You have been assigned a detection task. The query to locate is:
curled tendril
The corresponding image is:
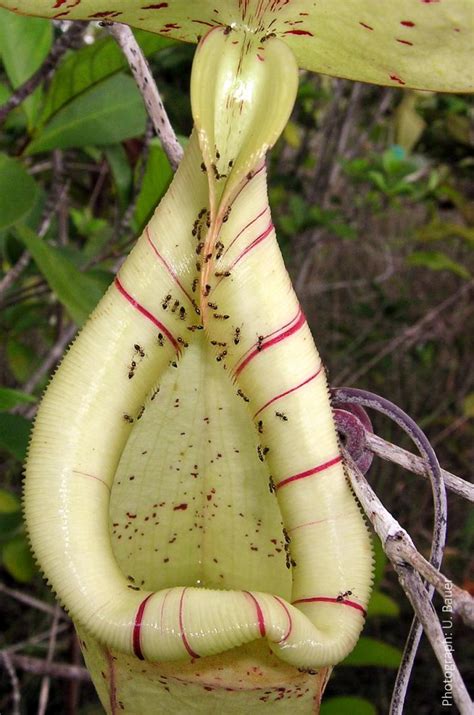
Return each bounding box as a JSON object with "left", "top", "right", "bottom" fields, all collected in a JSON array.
[
  {"left": 331, "top": 386, "right": 447, "bottom": 715},
  {"left": 332, "top": 404, "right": 373, "bottom": 475}
]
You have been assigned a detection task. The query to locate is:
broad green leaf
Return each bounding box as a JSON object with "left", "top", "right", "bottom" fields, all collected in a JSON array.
[
  {"left": 0, "top": 154, "right": 39, "bottom": 230},
  {"left": 39, "top": 30, "right": 175, "bottom": 125},
  {"left": 416, "top": 220, "right": 474, "bottom": 247},
  {"left": 132, "top": 138, "right": 173, "bottom": 232},
  {"left": 342, "top": 636, "right": 402, "bottom": 668},
  {"left": 0, "top": 413, "right": 31, "bottom": 461},
  {"left": 395, "top": 93, "right": 426, "bottom": 153},
  {"left": 407, "top": 250, "right": 471, "bottom": 280},
  {"left": 0, "top": 82, "right": 11, "bottom": 103},
  {"left": 0, "top": 488, "right": 22, "bottom": 537},
  {"left": 0, "top": 1, "right": 472, "bottom": 92},
  {"left": 104, "top": 144, "right": 133, "bottom": 210},
  {"left": 462, "top": 394, "right": 474, "bottom": 419},
  {"left": 372, "top": 535, "right": 387, "bottom": 589},
  {"left": 0, "top": 8, "right": 52, "bottom": 126},
  {"left": 2, "top": 535, "right": 36, "bottom": 583},
  {"left": 26, "top": 74, "right": 147, "bottom": 155},
  {"left": 367, "top": 590, "right": 400, "bottom": 618},
  {"left": 15, "top": 223, "right": 110, "bottom": 325},
  {"left": 321, "top": 697, "right": 377, "bottom": 715},
  {"left": 6, "top": 338, "right": 37, "bottom": 383},
  {"left": 0, "top": 489, "right": 20, "bottom": 513},
  {"left": 0, "top": 386, "right": 36, "bottom": 410}
]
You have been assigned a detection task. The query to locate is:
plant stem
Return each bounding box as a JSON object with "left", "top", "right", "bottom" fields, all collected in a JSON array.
[{"left": 106, "top": 22, "right": 183, "bottom": 171}]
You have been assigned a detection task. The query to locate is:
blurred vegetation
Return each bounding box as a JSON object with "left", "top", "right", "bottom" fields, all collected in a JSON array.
[{"left": 0, "top": 17, "right": 473, "bottom": 715}]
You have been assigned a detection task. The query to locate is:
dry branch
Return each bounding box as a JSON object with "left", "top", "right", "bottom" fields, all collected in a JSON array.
[
  {"left": 4, "top": 654, "right": 90, "bottom": 682},
  {"left": 0, "top": 22, "right": 86, "bottom": 124},
  {"left": 343, "top": 452, "right": 473, "bottom": 714},
  {"left": 106, "top": 22, "right": 183, "bottom": 171}
]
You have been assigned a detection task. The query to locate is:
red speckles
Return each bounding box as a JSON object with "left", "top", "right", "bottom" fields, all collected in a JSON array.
[
  {"left": 193, "top": 19, "right": 217, "bottom": 28},
  {"left": 359, "top": 21, "right": 373, "bottom": 31},
  {"left": 389, "top": 73, "right": 406, "bottom": 85},
  {"left": 52, "top": 0, "right": 66, "bottom": 6},
  {"left": 173, "top": 503, "right": 188, "bottom": 511},
  {"left": 141, "top": 2, "right": 168, "bottom": 7},
  {"left": 400, "top": 20, "right": 415, "bottom": 27},
  {"left": 396, "top": 38, "right": 414, "bottom": 46},
  {"left": 89, "top": 10, "right": 122, "bottom": 18},
  {"left": 421, "top": 0, "right": 440, "bottom": 3},
  {"left": 283, "top": 29, "right": 313, "bottom": 37}
]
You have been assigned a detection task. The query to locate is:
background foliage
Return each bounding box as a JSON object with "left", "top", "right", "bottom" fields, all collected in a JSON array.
[{"left": 0, "top": 17, "right": 472, "bottom": 714}]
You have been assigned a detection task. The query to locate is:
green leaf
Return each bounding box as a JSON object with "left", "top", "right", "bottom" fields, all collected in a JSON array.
[
  {"left": 367, "top": 590, "right": 400, "bottom": 618},
  {"left": 462, "top": 393, "right": 474, "bottom": 419},
  {"left": 104, "top": 144, "right": 133, "bottom": 210},
  {"left": 39, "top": 30, "right": 175, "bottom": 125},
  {"left": 342, "top": 636, "right": 402, "bottom": 668},
  {"left": 0, "top": 8, "right": 52, "bottom": 127},
  {"left": 6, "top": 339, "right": 37, "bottom": 383},
  {"left": 0, "top": 387, "right": 36, "bottom": 411},
  {"left": 132, "top": 138, "right": 173, "bottom": 232},
  {"left": 15, "top": 223, "right": 110, "bottom": 325},
  {"left": 0, "top": 154, "right": 39, "bottom": 230},
  {"left": 1, "top": 1, "right": 473, "bottom": 91},
  {"left": 0, "top": 488, "right": 22, "bottom": 537},
  {"left": 372, "top": 536, "right": 387, "bottom": 589},
  {"left": 321, "top": 696, "right": 377, "bottom": 715},
  {"left": 2, "top": 535, "right": 36, "bottom": 583},
  {"left": 407, "top": 251, "right": 471, "bottom": 280},
  {"left": 395, "top": 92, "right": 426, "bottom": 154},
  {"left": 0, "top": 413, "right": 31, "bottom": 461},
  {"left": 26, "top": 73, "right": 147, "bottom": 155}
]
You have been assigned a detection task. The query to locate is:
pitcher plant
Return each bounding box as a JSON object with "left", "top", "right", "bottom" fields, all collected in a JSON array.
[{"left": 1, "top": 1, "right": 472, "bottom": 713}]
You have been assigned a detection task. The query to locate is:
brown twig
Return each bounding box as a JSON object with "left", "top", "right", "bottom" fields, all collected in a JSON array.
[
  {"left": 0, "top": 582, "right": 65, "bottom": 619},
  {"left": 37, "top": 604, "right": 61, "bottom": 715},
  {"left": 2, "top": 624, "right": 71, "bottom": 657},
  {"left": 3, "top": 654, "right": 90, "bottom": 682},
  {"left": 1, "top": 652, "right": 21, "bottom": 715},
  {"left": 105, "top": 22, "right": 183, "bottom": 171},
  {"left": 0, "top": 179, "right": 70, "bottom": 302},
  {"left": 20, "top": 323, "right": 77, "bottom": 408},
  {"left": 336, "top": 279, "right": 474, "bottom": 385},
  {"left": 0, "top": 22, "right": 87, "bottom": 124},
  {"left": 343, "top": 453, "right": 473, "bottom": 713},
  {"left": 364, "top": 432, "right": 474, "bottom": 502}
]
